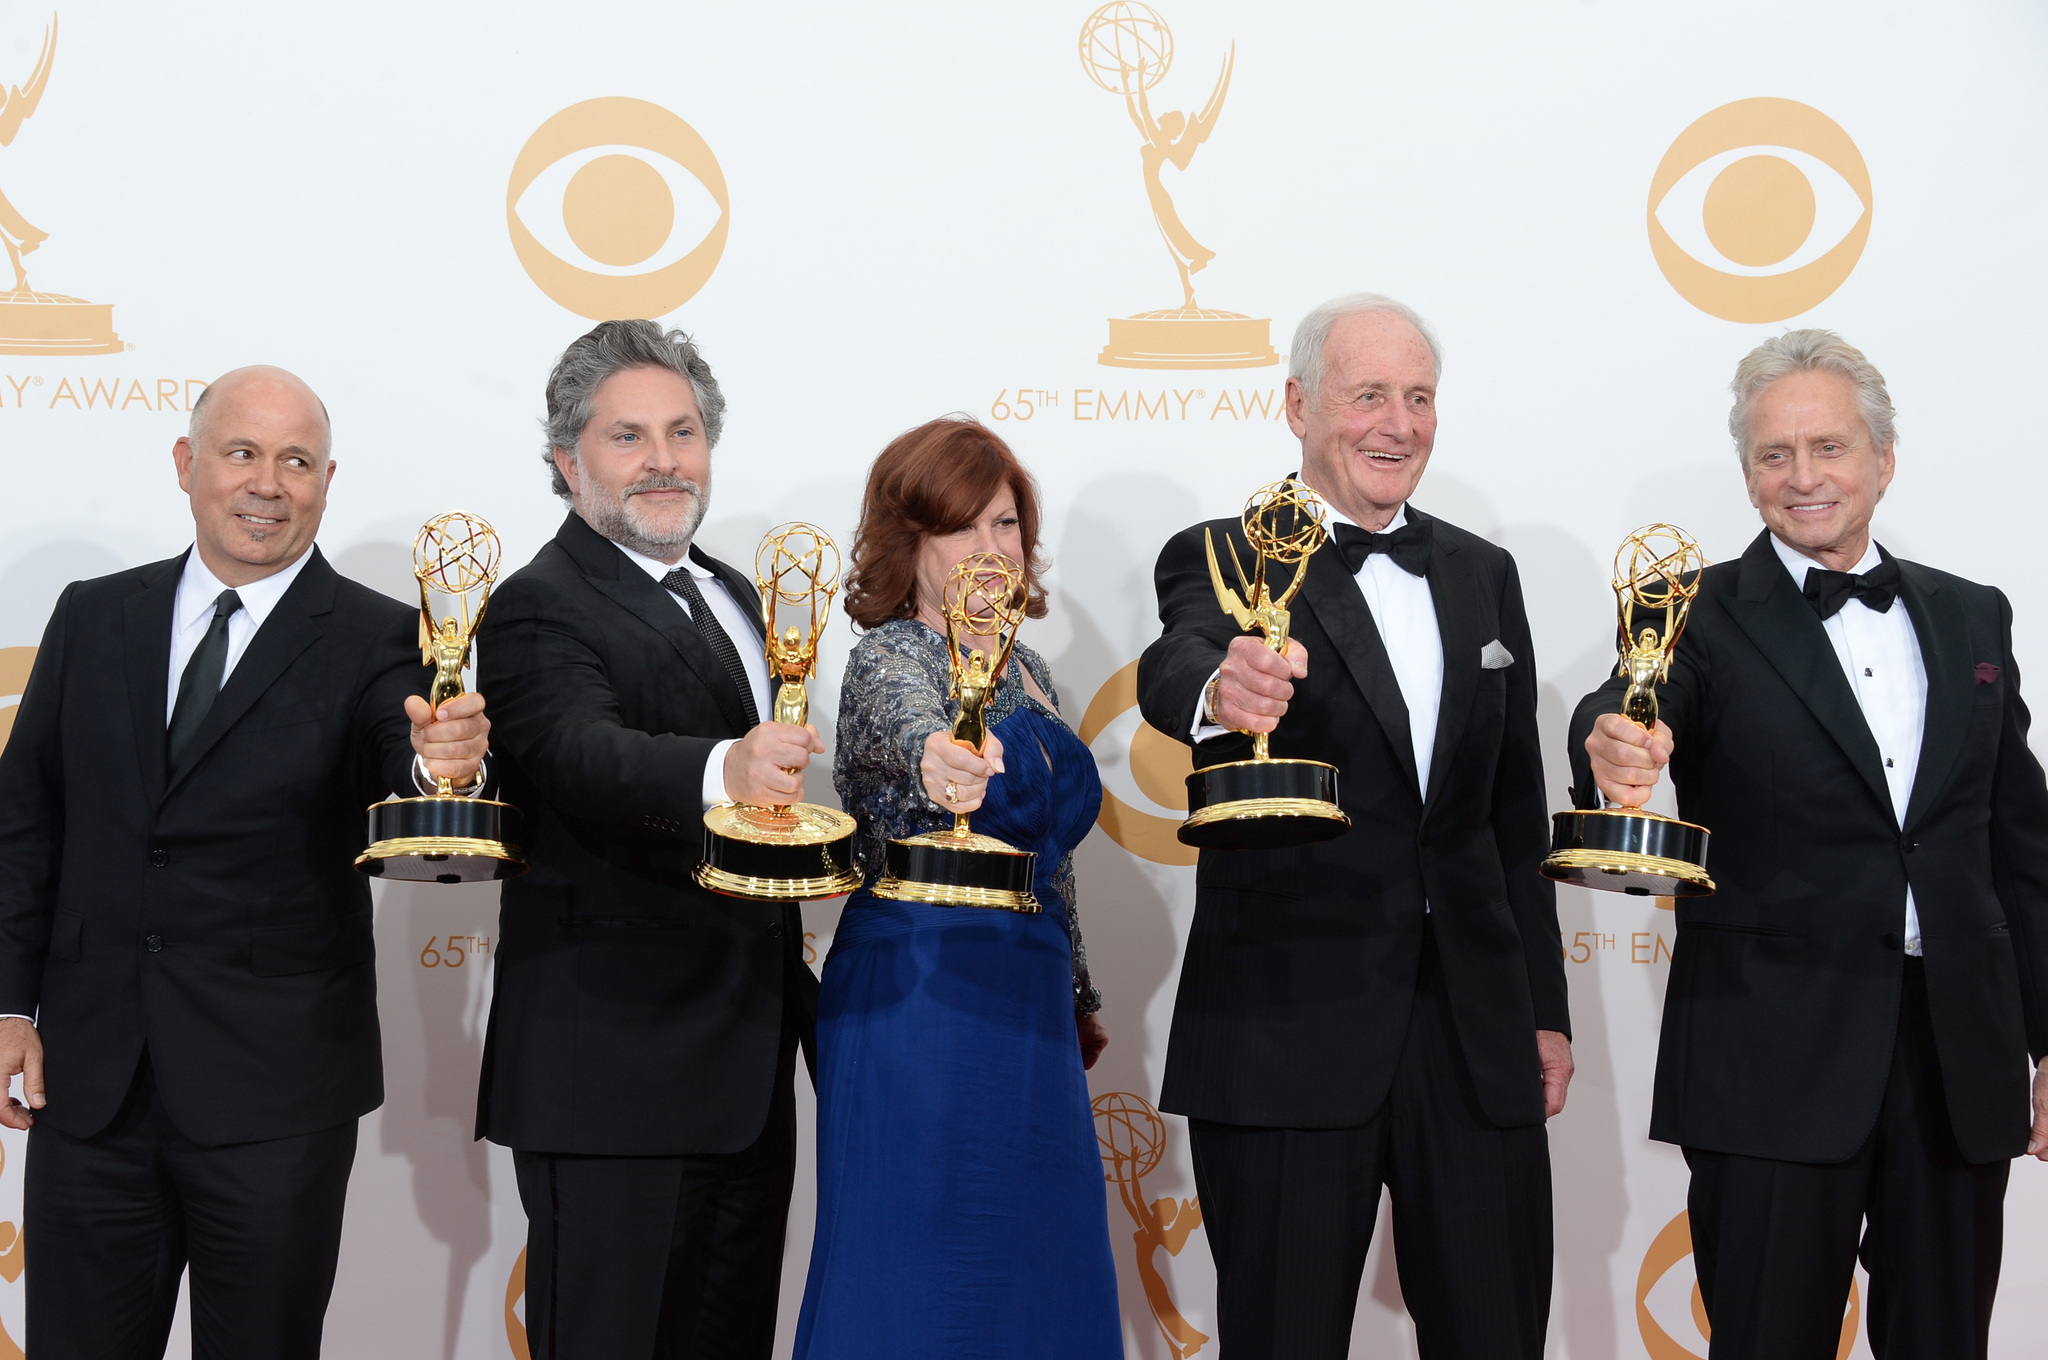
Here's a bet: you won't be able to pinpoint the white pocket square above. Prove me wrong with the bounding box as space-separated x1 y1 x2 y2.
1480 640 1515 669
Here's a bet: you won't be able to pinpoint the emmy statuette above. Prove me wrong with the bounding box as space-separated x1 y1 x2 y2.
695 523 861 902
871 553 1041 912
1541 524 1715 896
357 513 527 883
1179 478 1351 849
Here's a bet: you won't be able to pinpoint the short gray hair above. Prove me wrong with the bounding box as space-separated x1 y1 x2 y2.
1728 329 1897 465
1288 292 1443 400
541 320 727 498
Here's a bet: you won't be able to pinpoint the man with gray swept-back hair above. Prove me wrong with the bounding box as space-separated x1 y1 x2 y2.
1139 292 1569 1359
1574 329 2048 1358
472 320 821 1360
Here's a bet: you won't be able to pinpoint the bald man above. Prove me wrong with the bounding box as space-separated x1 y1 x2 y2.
0 367 490 1359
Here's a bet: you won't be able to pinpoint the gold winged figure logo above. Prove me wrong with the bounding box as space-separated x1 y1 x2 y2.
0 14 55 292
1079 3 1277 369
0 11 121 356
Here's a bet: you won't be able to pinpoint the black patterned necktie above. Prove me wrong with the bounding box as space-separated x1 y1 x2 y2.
1802 557 1900 620
661 568 762 728
166 589 242 765
1332 518 1433 576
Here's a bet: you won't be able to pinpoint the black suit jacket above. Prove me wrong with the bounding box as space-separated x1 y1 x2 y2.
1138 504 1567 1130
0 548 423 1145
474 512 817 1157
1568 530 2048 1163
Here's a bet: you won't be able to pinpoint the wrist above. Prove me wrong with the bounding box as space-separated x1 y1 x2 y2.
1201 671 1224 725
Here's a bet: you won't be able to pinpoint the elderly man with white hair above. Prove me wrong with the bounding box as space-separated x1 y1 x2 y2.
1572 330 2048 1359
1138 293 1571 1359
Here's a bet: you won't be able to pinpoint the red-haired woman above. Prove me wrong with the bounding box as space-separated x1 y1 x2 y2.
792 417 1120 1356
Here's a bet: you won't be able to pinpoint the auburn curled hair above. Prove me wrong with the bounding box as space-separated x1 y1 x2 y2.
844 416 1049 630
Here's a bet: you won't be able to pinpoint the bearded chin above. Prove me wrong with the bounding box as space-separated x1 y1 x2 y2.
581 480 707 560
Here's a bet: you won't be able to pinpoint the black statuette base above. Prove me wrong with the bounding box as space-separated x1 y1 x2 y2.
695 802 861 902
1542 808 1714 897
871 830 1039 912
1179 758 1350 850
357 796 526 884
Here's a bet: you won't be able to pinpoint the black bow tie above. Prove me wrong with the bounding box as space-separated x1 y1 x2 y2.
1802 556 1900 619
1332 518 1432 577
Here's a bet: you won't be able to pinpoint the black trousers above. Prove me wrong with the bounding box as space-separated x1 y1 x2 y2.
1685 957 2010 1360
513 1016 800 1360
23 1053 358 1360
1189 927 1553 1360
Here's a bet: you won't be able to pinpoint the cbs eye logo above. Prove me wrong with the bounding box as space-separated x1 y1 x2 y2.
1648 97 1872 324
1636 1210 1858 1360
506 97 731 321
1079 660 1198 868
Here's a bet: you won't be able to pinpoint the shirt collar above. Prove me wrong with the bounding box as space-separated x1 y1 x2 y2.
1323 503 1408 534
176 545 313 631
1768 532 1881 590
614 540 709 584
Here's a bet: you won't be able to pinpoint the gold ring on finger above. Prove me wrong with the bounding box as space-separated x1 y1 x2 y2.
945 780 959 804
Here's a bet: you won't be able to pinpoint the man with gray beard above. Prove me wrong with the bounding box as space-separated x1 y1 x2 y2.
474 321 821 1359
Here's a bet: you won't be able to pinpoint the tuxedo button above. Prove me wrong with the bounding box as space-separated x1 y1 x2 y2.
149 849 168 868
144 935 163 953
767 922 782 938
1883 932 1903 951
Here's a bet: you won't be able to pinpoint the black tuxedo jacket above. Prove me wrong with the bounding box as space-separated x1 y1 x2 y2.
474 512 816 1157
1568 530 2048 1163
0 548 423 1145
1138 504 1566 1130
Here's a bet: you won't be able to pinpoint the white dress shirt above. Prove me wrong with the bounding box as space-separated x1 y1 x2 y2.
1770 533 1927 955
173 547 482 798
613 541 772 808
166 547 312 722
1193 504 1445 795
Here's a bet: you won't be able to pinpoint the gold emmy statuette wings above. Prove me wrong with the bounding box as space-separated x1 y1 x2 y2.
0 12 122 356
0 15 55 146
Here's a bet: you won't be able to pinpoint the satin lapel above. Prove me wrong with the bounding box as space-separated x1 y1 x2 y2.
586 564 751 734
1295 532 1419 796
164 550 333 797
1421 525 1482 817
1724 532 1890 813
1897 562 1968 832
122 554 184 807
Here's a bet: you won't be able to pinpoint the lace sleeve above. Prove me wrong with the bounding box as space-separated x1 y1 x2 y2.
833 621 957 878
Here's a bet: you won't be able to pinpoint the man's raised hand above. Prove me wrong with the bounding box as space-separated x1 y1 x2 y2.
725 722 826 806
1212 635 1308 735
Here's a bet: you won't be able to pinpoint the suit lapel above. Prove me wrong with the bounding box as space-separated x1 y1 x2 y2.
1897 560 1968 831
557 514 752 734
1724 531 1891 813
164 549 332 797
1294 527 1420 797
122 553 184 807
1419 515 1482 817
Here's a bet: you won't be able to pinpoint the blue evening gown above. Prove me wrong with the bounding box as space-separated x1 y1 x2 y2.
793 618 1122 1358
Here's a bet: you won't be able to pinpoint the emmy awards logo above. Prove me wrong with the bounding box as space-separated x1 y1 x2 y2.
0 12 120 357
1078 3 1277 371
1094 1091 1208 1358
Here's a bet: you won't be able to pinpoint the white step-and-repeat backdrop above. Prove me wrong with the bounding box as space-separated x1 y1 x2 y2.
0 2 2043 1355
